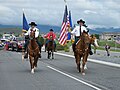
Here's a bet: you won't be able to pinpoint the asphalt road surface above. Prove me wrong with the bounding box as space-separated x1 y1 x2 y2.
0 50 120 90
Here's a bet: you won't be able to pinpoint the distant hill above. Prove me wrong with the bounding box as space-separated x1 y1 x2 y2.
93 27 120 34
0 27 22 34
0 24 120 34
0 24 61 34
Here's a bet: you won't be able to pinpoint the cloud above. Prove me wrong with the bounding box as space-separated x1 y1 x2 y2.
0 0 120 28
84 10 97 14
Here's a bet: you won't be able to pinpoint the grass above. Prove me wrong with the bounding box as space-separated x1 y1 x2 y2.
98 40 120 48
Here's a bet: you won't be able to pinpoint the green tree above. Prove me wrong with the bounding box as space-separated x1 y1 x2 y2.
94 34 100 39
38 35 44 46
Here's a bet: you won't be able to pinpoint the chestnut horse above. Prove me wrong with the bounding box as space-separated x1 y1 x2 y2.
46 35 54 59
28 30 40 74
74 32 98 75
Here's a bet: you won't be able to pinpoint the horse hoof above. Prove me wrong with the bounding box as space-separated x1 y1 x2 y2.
82 73 85 76
84 65 88 70
31 69 34 74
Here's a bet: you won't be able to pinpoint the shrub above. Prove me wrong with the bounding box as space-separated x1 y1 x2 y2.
64 45 70 52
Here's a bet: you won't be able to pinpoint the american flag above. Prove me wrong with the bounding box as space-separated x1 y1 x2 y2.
59 5 70 45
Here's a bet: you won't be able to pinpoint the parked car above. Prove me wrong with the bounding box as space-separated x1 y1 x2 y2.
8 37 25 51
0 38 9 46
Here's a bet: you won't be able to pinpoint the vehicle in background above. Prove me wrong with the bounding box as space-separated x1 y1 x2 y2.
1 33 16 46
0 42 4 50
8 37 25 52
2 33 12 40
0 40 3 47
0 38 10 46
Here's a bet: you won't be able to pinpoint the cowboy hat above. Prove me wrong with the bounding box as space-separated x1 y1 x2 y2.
77 19 85 24
50 29 54 31
29 22 37 26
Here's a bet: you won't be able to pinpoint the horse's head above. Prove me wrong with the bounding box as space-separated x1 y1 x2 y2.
81 32 90 44
50 35 53 41
90 35 99 48
30 30 36 40
76 32 90 50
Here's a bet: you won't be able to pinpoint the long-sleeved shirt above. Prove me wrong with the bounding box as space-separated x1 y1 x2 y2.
71 25 88 37
44 32 56 40
25 27 39 38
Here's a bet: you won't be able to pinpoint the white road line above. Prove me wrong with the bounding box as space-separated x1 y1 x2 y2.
55 52 120 68
47 66 102 90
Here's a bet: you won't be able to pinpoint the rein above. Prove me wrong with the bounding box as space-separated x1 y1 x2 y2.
75 34 89 53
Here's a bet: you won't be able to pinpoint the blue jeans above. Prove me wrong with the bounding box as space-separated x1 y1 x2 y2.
24 39 41 51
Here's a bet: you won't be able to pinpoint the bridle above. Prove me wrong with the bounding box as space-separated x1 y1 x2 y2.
76 33 90 53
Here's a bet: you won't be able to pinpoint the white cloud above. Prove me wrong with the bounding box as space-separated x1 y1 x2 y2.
0 0 120 28
84 10 97 14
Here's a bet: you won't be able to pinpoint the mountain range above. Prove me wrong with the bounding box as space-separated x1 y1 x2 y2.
0 24 120 34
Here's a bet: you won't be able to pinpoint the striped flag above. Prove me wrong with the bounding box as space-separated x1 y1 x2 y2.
22 12 29 32
59 5 69 45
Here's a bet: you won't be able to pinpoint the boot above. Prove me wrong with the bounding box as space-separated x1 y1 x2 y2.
39 47 41 58
89 50 93 55
89 44 93 55
72 43 76 52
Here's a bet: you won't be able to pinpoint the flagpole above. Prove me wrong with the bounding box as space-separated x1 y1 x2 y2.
64 0 67 5
23 8 24 12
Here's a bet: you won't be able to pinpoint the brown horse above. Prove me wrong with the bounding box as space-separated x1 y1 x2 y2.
46 35 54 59
74 32 98 75
28 30 40 74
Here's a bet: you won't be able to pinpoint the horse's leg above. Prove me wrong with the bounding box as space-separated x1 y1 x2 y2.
76 54 81 73
49 51 51 59
34 56 39 69
81 54 88 75
52 50 54 59
30 56 34 74
29 57 32 70
74 53 79 72
48 50 50 59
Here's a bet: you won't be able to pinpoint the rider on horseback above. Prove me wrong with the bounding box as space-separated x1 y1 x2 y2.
23 22 42 58
71 19 93 55
44 29 56 52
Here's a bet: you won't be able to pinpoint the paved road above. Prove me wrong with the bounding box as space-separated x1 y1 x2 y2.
0 50 120 90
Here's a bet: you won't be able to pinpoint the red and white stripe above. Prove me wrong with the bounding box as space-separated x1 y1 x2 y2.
59 22 68 45
59 16 70 45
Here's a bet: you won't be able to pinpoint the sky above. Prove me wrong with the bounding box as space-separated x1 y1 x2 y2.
0 0 120 28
